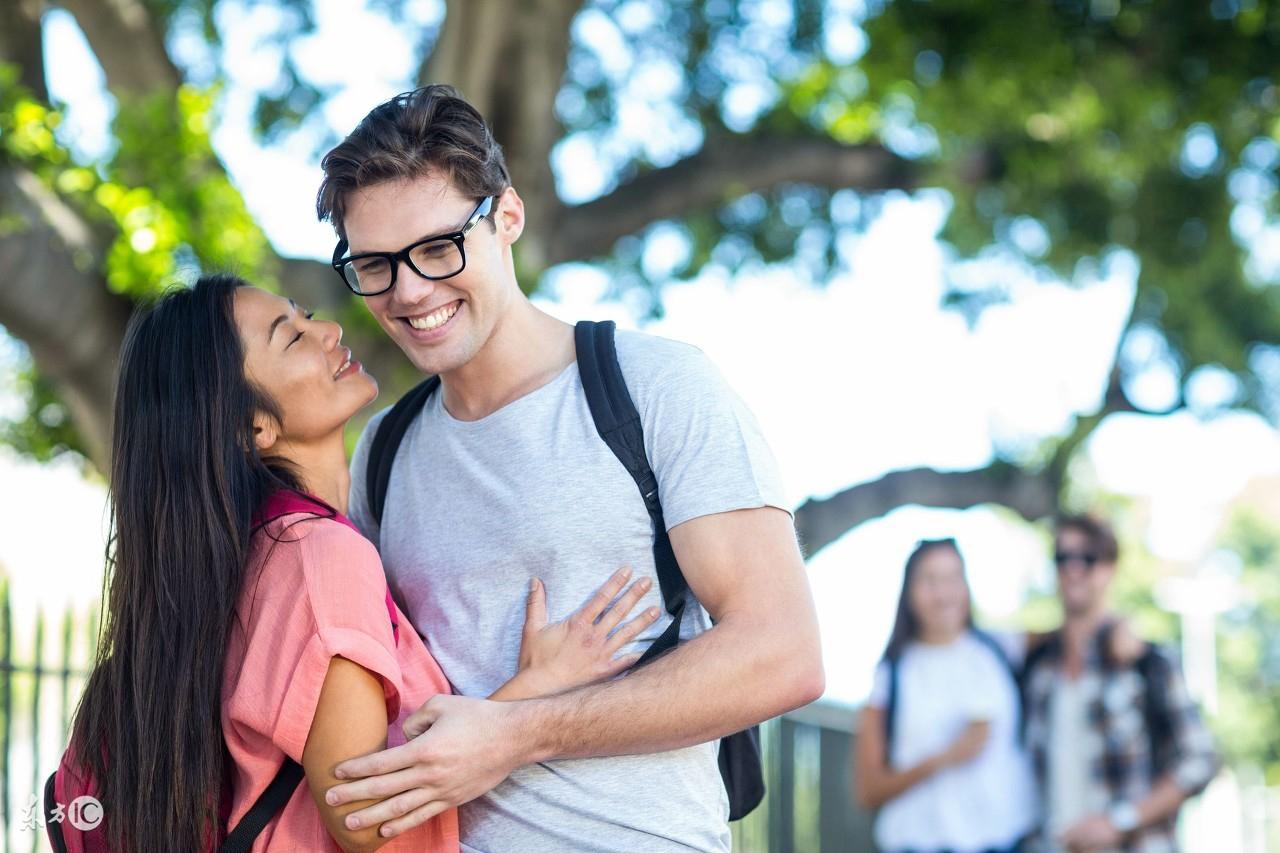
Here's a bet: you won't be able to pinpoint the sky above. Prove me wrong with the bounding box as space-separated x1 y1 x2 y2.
3 1 1280 709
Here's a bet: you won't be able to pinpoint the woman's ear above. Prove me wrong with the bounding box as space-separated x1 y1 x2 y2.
252 412 279 453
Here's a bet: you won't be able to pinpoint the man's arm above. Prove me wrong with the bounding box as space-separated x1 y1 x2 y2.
326 505 823 836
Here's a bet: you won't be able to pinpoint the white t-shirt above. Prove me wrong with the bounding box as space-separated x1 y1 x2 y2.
867 631 1038 853
349 330 788 853
1045 673 1110 853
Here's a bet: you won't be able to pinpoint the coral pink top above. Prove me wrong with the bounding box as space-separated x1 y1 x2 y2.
220 491 459 851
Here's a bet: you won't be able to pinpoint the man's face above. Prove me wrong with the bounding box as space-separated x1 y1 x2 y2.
1054 526 1115 617
340 173 522 377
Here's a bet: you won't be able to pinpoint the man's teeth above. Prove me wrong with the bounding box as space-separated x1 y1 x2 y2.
407 303 459 331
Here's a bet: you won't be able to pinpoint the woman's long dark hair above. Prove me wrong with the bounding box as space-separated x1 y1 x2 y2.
70 275 306 852
880 538 975 663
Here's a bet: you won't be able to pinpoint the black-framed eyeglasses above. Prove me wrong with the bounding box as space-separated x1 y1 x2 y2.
331 196 495 296
1054 550 1100 571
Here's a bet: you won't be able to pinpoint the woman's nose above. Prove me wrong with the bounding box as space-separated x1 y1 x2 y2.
319 318 343 349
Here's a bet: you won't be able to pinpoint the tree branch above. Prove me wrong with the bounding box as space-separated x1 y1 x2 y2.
793 462 1058 558
545 134 916 266
0 165 133 470
59 0 181 95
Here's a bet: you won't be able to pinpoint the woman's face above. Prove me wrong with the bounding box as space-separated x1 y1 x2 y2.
907 547 971 638
234 287 377 448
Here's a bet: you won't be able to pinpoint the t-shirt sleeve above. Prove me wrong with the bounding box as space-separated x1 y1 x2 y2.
866 661 892 709
347 408 390 546
630 338 788 530
259 519 403 762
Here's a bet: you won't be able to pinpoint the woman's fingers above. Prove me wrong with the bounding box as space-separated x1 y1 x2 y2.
606 605 662 654
598 576 653 633
580 567 632 624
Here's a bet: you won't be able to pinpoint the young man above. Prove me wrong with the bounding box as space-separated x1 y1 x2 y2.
1022 515 1219 853
316 86 824 851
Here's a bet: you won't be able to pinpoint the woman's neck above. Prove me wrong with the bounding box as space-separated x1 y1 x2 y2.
271 431 351 515
917 624 966 646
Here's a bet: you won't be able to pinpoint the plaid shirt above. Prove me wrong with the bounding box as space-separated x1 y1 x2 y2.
1022 626 1220 853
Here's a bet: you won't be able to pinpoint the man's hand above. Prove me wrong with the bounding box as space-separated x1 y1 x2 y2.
1059 814 1123 852
325 694 531 839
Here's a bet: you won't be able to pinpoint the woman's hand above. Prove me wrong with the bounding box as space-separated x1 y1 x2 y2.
936 720 990 769
491 568 661 700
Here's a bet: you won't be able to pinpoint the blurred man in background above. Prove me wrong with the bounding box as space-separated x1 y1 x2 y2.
1021 515 1219 853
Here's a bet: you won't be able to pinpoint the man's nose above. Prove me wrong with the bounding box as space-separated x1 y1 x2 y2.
390 260 436 308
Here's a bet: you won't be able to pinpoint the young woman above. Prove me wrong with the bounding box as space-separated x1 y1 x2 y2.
64 275 659 852
854 538 1038 853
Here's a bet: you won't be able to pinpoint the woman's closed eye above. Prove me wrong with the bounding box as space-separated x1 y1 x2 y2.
287 311 316 348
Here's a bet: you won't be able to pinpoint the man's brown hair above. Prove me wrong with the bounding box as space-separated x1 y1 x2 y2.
1054 513 1120 564
317 85 510 238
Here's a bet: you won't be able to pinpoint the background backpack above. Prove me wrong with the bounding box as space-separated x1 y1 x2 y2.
365 319 766 821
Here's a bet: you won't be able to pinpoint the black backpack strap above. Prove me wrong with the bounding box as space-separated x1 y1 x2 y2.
883 656 899 766
366 375 441 527
574 321 686 666
1133 646 1175 773
970 628 1023 730
218 758 305 853
43 772 67 853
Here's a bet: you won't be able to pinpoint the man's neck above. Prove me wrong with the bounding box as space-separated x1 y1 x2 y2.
441 299 575 421
1060 606 1109 675
272 431 352 515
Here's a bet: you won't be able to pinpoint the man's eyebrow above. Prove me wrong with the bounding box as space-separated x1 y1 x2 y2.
350 210 475 255
267 299 298 343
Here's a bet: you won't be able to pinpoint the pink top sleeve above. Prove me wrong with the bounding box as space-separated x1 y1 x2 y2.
254 516 402 760
222 512 458 852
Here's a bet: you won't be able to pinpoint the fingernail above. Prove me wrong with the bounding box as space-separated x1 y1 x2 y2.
381 826 393 837
640 578 652 590
326 791 338 805
333 768 346 779
346 816 361 830
648 607 660 618
621 566 632 577
530 577 538 592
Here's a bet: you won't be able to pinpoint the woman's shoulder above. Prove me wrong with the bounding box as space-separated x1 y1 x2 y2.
251 512 384 593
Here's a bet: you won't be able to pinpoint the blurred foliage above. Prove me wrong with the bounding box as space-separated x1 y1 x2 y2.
1215 508 1280 783
853 0 1280 408
5 0 1280 463
0 365 89 469
0 67 274 460
0 69 271 296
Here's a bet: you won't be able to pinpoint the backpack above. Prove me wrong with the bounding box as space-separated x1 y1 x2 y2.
882 628 1019 763
365 319 766 821
45 491 393 852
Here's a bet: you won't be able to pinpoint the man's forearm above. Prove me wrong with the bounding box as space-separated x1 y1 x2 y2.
1134 776 1190 828
511 613 823 764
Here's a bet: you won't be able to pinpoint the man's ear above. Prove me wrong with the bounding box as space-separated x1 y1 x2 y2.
495 186 525 246
252 412 279 453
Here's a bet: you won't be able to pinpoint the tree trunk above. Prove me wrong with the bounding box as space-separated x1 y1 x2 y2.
0 167 132 469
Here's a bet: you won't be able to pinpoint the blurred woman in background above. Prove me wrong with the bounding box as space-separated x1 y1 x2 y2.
854 538 1037 853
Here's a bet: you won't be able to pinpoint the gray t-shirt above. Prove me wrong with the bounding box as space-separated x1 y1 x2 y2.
348 329 787 852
